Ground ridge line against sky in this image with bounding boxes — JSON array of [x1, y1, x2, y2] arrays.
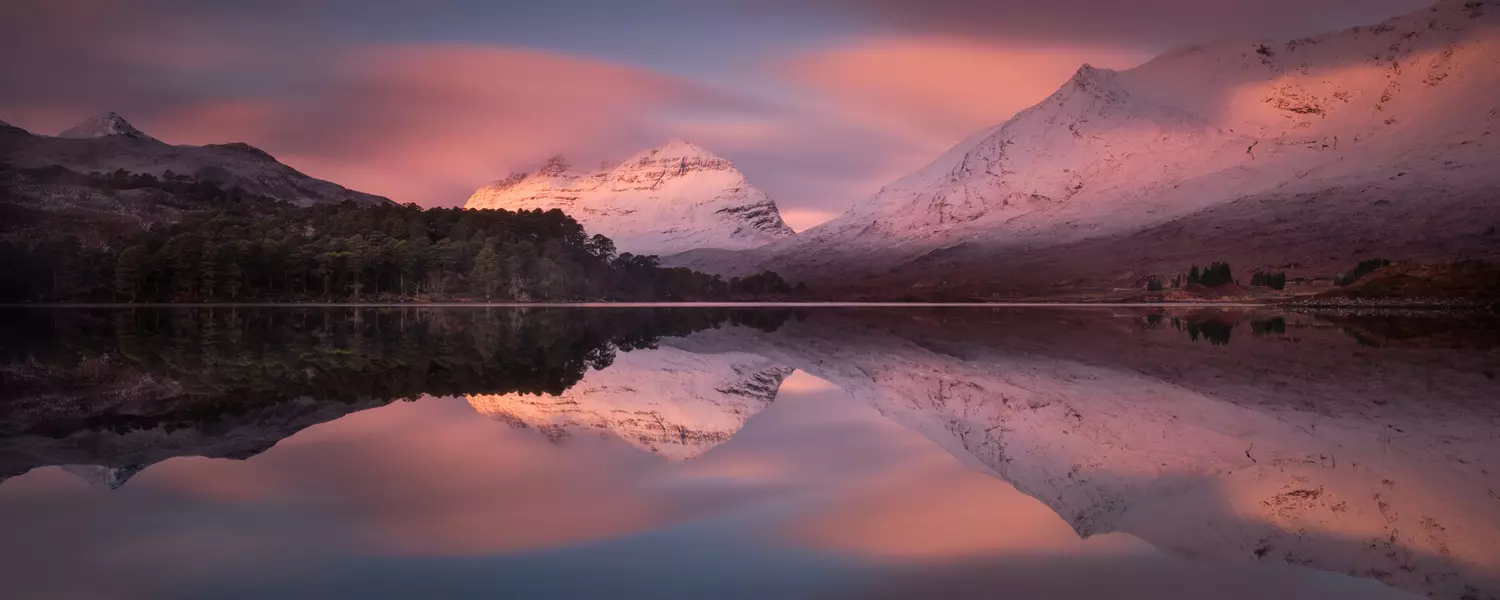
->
[[0, 0, 1431, 231]]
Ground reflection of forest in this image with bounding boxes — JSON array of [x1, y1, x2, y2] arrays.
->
[[0, 307, 794, 481]]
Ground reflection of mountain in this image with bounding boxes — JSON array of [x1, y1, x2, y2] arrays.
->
[[4, 307, 1497, 597], [61, 464, 147, 489], [0, 307, 786, 485], [674, 309, 1500, 599], [469, 347, 792, 460], [10, 395, 396, 487]]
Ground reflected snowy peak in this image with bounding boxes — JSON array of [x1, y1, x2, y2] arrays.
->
[[469, 346, 792, 459]]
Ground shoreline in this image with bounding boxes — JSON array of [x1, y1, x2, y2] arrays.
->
[[0, 301, 1266, 308], [0, 300, 1488, 310]]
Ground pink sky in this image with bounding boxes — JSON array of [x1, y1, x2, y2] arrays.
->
[[0, 0, 1431, 231]]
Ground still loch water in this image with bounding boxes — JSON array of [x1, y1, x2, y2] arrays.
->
[[1, 307, 1496, 599]]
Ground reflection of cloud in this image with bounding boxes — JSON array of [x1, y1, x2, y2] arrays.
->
[[145, 398, 675, 555], [783, 448, 1147, 559], [0, 364, 1430, 599]]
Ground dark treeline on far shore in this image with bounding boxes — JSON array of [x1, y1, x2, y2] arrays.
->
[[0, 194, 807, 303]]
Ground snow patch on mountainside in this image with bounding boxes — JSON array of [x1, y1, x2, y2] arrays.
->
[[467, 346, 793, 460], [465, 141, 794, 256]]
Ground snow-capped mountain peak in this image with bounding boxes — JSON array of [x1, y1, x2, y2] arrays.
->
[[536, 155, 572, 177], [465, 141, 794, 256], [58, 111, 154, 141], [732, 0, 1500, 287], [1065, 64, 1119, 94], [634, 139, 719, 162]]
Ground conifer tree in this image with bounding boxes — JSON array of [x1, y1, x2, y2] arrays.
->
[[472, 244, 502, 300], [114, 245, 148, 302]]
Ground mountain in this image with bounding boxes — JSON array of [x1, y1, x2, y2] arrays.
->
[[684, 0, 1500, 296], [0, 111, 390, 243], [467, 346, 792, 460], [465, 141, 794, 256], [58, 111, 153, 141]]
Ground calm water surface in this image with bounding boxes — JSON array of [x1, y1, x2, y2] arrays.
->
[[1, 307, 1497, 599]]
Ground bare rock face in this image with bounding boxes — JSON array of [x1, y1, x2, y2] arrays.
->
[[465, 141, 794, 256], [725, 0, 1500, 290], [467, 346, 793, 460]]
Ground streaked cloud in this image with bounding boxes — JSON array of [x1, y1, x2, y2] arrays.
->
[[183, 44, 738, 206], [775, 39, 1152, 149], [822, 0, 1432, 48]]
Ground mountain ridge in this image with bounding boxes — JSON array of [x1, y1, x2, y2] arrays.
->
[[673, 0, 1500, 295], [0, 111, 392, 243]]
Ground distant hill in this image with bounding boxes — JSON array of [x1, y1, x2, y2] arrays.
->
[[0, 112, 389, 244]]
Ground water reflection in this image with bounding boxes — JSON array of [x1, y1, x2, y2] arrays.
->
[[467, 348, 791, 460], [0, 307, 791, 483], [0, 307, 1496, 599]]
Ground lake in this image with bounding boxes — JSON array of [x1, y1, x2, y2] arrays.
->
[[1, 306, 1496, 599]]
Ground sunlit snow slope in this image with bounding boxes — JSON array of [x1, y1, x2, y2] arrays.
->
[[465, 141, 794, 256]]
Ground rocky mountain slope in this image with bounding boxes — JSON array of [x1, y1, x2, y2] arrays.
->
[[468, 346, 792, 460], [0, 112, 390, 242], [465, 141, 794, 256], [680, 0, 1500, 296]]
